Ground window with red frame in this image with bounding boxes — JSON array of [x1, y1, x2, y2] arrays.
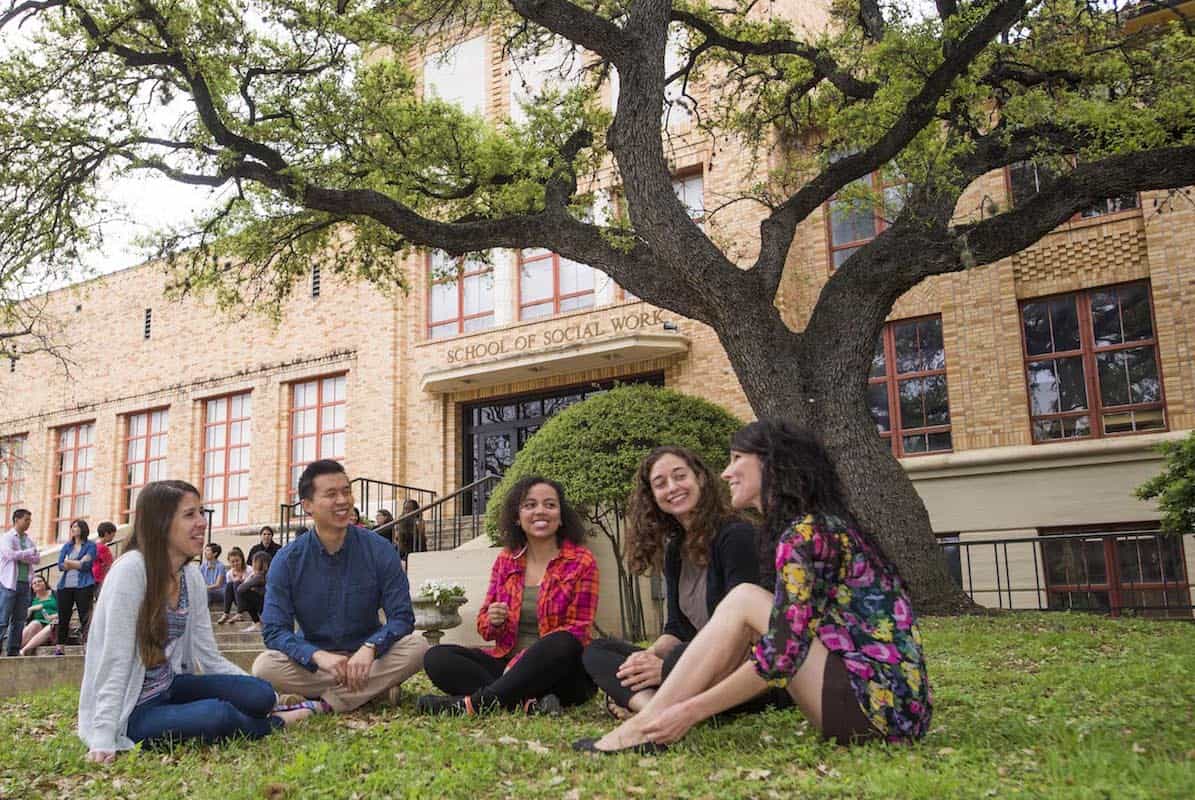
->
[[288, 375, 346, 500], [202, 393, 252, 527], [519, 249, 596, 319], [121, 409, 169, 522], [868, 316, 952, 456], [53, 421, 95, 541], [826, 171, 906, 269], [1021, 281, 1165, 442], [1007, 161, 1139, 218], [0, 434, 26, 526], [1040, 523, 1189, 618], [428, 252, 494, 339]]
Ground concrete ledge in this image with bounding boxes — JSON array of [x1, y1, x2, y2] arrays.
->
[[0, 649, 262, 698]]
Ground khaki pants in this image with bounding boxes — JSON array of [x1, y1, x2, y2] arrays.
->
[[252, 633, 429, 713]]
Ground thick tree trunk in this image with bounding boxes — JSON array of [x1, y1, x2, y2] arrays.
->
[[714, 306, 977, 615]]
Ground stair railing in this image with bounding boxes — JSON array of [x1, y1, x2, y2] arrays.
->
[[373, 473, 502, 554]]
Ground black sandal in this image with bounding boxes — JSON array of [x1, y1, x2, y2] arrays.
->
[[572, 737, 668, 756]]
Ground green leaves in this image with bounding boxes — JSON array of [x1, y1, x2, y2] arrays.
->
[[1135, 433, 1195, 536], [481, 384, 744, 541]]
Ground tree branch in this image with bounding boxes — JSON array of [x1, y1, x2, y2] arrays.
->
[[957, 145, 1195, 270], [670, 9, 878, 100], [507, 0, 634, 67], [752, 0, 1031, 299]]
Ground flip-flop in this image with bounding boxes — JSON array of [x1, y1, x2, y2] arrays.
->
[[572, 737, 668, 756]]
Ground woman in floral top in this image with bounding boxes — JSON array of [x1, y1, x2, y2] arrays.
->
[[577, 420, 930, 754]]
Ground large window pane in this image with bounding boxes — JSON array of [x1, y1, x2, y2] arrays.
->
[[430, 281, 459, 322], [559, 258, 595, 295], [1028, 357, 1088, 416], [830, 196, 875, 246], [423, 36, 487, 115], [521, 260, 553, 302]]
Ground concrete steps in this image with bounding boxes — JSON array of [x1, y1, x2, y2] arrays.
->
[[0, 649, 264, 698], [0, 610, 266, 697], [28, 631, 264, 656]]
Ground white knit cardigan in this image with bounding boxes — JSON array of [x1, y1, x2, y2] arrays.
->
[[77, 550, 247, 752]]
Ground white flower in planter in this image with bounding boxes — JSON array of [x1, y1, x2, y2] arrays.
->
[[415, 579, 466, 606]]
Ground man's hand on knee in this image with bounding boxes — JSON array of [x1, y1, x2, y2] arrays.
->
[[346, 644, 376, 692], [312, 650, 349, 686]]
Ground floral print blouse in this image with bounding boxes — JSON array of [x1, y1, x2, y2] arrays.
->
[[750, 513, 932, 742]]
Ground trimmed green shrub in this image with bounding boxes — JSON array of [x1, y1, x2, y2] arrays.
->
[[482, 383, 744, 638]]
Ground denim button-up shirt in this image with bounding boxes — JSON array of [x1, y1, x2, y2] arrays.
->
[[261, 525, 414, 671]]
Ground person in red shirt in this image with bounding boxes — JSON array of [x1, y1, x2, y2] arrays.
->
[[417, 476, 599, 716], [92, 522, 117, 590]]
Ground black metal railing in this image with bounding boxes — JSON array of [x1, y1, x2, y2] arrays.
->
[[940, 529, 1194, 618], [373, 473, 502, 554], [280, 477, 438, 545]]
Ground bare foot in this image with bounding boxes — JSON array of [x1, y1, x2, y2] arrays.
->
[[594, 720, 651, 752]]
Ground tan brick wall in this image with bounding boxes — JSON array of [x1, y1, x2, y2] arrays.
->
[[3, 17, 1195, 573]]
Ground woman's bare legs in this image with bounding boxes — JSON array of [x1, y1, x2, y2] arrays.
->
[[594, 583, 830, 750], [19, 622, 55, 655]]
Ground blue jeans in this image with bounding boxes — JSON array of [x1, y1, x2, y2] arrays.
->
[[126, 673, 281, 747], [0, 581, 31, 656]]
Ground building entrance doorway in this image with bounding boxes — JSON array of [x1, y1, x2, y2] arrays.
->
[[462, 373, 663, 512]]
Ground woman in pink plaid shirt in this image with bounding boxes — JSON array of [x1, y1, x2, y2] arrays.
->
[[417, 475, 599, 715]]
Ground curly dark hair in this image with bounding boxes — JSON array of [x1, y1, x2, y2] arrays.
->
[[497, 476, 587, 551], [624, 446, 735, 575], [730, 420, 886, 583]]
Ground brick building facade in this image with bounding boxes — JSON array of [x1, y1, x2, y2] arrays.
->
[[2, 6, 1192, 616]]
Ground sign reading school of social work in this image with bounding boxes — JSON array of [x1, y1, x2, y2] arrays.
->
[[445, 309, 666, 365]]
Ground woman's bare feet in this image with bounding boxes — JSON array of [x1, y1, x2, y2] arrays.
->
[[594, 718, 653, 752]]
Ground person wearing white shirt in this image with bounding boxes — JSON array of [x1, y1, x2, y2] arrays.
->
[[0, 509, 39, 656]]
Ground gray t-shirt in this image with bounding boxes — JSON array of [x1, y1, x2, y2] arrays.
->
[[516, 585, 540, 652], [677, 557, 710, 631]]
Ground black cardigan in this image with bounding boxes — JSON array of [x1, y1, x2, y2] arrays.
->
[[662, 518, 760, 642]]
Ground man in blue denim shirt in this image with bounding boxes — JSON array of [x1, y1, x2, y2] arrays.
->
[[252, 460, 428, 713]]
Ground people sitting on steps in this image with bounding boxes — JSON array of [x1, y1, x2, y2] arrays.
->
[[200, 543, 226, 610], [417, 476, 598, 717], [216, 546, 250, 625], [78, 480, 311, 763], [582, 445, 791, 720], [252, 460, 428, 716], [19, 574, 57, 656], [236, 551, 271, 633]]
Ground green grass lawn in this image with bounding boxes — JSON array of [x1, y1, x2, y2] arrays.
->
[[2, 613, 1193, 799]]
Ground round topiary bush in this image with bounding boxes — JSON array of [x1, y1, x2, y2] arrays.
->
[[482, 383, 744, 638]]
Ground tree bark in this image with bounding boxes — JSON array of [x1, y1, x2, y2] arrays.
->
[[714, 278, 977, 615]]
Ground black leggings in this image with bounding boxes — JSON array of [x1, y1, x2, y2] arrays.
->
[[583, 637, 792, 715], [223, 580, 244, 614], [57, 585, 95, 646], [237, 586, 264, 622], [424, 631, 597, 710]]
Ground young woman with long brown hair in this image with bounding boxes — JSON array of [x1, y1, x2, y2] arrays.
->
[[576, 422, 931, 754], [77, 481, 309, 762], [581, 446, 784, 718]]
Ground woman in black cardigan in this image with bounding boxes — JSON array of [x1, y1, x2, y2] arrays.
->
[[583, 446, 789, 718]]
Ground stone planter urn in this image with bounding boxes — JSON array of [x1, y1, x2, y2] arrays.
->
[[412, 596, 467, 646]]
